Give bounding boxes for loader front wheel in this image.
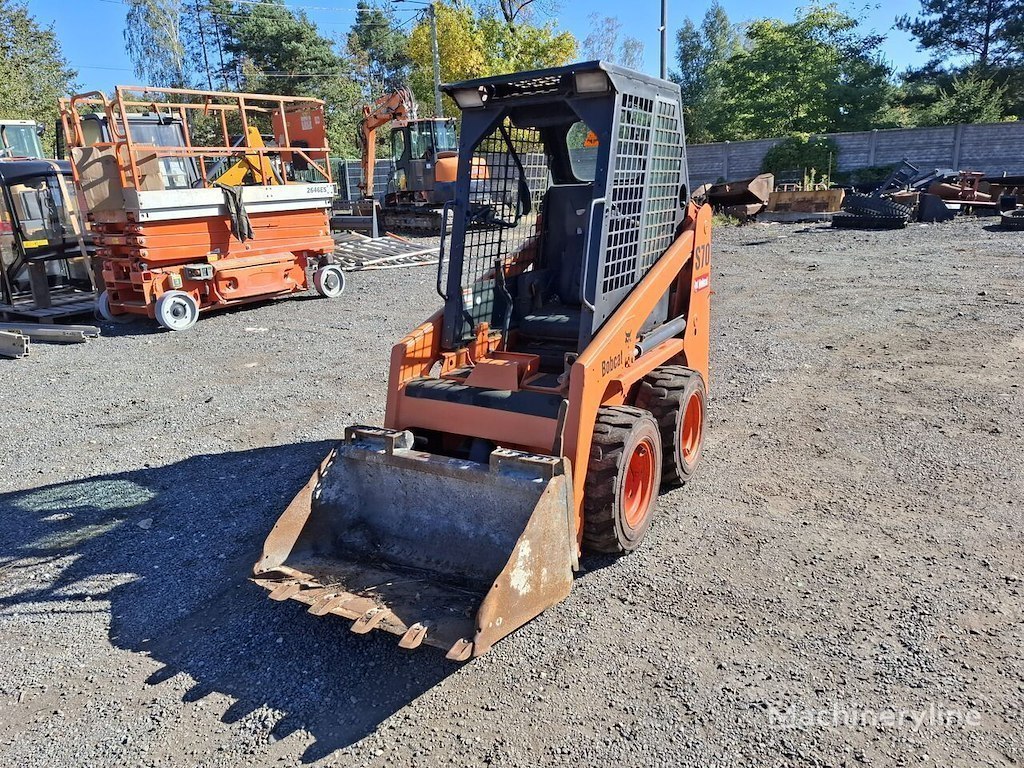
[583,406,662,554]
[637,366,707,487]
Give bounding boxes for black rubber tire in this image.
[842,192,912,219]
[582,406,663,554]
[831,212,908,230]
[636,366,707,487]
[1000,210,1024,230]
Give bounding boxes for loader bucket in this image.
[252,426,577,660]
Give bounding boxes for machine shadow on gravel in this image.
[0,442,456,762]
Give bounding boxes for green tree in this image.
[582,14,644,69]
[760,134,838,177]
[124,0,189,86]
[212,0,361,154]
[921,71,1015,125]
[407,1,576,109]
[716,4,896,140]
[407,2,486,106]
[671,2,743,143]
[478,14,576,72]
[897,0,1023,69]
[0,0,77,154]
[346,1,411,97]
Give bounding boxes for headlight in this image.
[450,87,489,109]
[574,71,610,94]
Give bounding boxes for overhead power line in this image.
[98,0,390,14]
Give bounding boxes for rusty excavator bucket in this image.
[252,427,577,660]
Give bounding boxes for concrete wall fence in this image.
[332,120,1023,200]
[685,121,1024,187]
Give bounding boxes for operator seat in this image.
[515,183,593,352]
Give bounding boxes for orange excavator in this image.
[355,88,463,230]
[254,61,711,659]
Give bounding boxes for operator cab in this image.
[388,118,459,204]
[0,121,45,160]
[0,159,95,317]
[75,113,200,189]
[438,61,690,373]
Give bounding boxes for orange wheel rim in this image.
[681,391,703,463]
[623,437,656,528]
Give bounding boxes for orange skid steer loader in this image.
[253,62,712,660]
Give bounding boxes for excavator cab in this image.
[388,118,459,205]
[0,120,45,160]
[254,62,711,660]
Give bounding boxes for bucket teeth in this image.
[307,593,343,616]
[398,623,428,649]
[445,638,474,661]
[269,582,301,601]
[351,607,388,634]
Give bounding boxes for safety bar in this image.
[579,197,605,312]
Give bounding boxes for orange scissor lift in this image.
[60,87,343,331]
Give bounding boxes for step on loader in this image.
[254,61,712,660]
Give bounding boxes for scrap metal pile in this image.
[332,232,437,271]
[696,161,1024,231]
[834,163,1024,230]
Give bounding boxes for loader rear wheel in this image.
[582,406,662,554]
[637,366,707,487]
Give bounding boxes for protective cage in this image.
[440,60,689,352]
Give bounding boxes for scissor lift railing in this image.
[61,86,344,331]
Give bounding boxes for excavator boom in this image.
[357,88,415,198]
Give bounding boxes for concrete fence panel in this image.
[686,121,1024,187]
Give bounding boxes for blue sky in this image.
[27,0,930,92]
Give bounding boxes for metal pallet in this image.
[333,233,437,271]
[0,290,96,323]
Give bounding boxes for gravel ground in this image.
[0,217,1021,767]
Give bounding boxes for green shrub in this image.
[761,134,839,180]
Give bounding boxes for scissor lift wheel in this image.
[583,406,663,554]
[314,265,346,298]
[155,290,200,331]
[96,291,132,324]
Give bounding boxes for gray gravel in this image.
[0,217,1021,767]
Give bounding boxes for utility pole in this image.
[396,0,443,114]
[429,2,443,117]
[660,0,668,80]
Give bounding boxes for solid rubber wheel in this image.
[96,290,130,323]
[636,366,708,486]
[314,265,346,298]
[155,290,200,331]
[582,406,663,554]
